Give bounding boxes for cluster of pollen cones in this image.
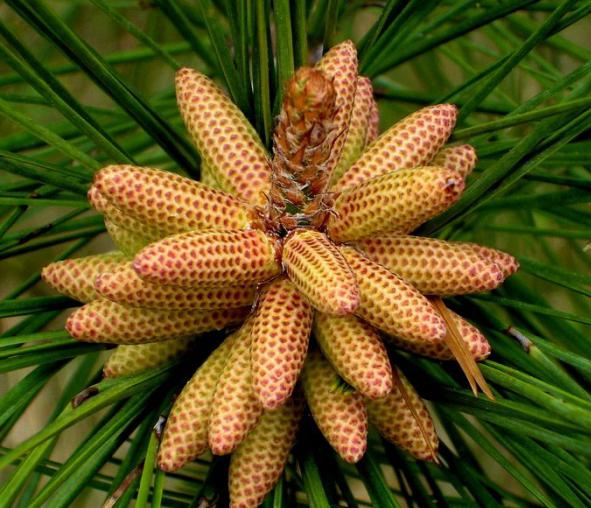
[41,41,518,508]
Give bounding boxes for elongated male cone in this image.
[301,350,367,463]
[88,185,167,240]
[133,229,281,287]
[333,104,457,192]
[282,229,359,315]
[42,252,127,303]
[465,243,519,277]
[104,337,196,378]
[251,277,313,409]
[94,165,253,234]
[176,68,271,205]
[430,144,477,178]
[89,186,164,255]
[96,264,256,310]
[209,319,264,455]
[386,309,491,361]
[66,300,248,344]
[367,368,439,461]
[315,40,358,183]
[341,247,446,343]
[229,392,304,508]
[356,235,507,295]
[330,76,375,186]
[158,334,238,471]
[328,166,464,242]
[314,313,393,399]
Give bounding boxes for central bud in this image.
[267,67,339,234]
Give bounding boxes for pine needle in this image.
[431,297,494,400]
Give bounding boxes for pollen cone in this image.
[229,392,304,508]
[95,264,257,310]
[176,68,271,206]
[282,230,359,315]
[208,319,264,455]
[104,337,196,378]
[355,235,508,295]
[430,144,477,178]
[330,76,375,186]
[386,309,491,361]
[41,252,127,303]
[314,313,393,399]
[66,300,248,344]
[333,104,457,192]
[158,334,238,471]
[133,229,281,287]
[340,247,446,343]
[251,277,313,409]
[327,166,464,242]
[301,350,367,463]
[93,164,253,234]
[315,39,359,183]
[367,367,439,461]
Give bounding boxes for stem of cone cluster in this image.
[431,297,494,400]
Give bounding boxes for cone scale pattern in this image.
[208,319,264,455]
[333,104,457,192]
[314,313,393,399]
[327,166,465,242]
[251,277,313,409]
[229,393,304,508]
[176,68,271,205]
[95,264,257,310]
[41,40,519,507]
[301,350,368,463]
[367,367,439,461]
[104,337,196,378]
[356,235,513,295]
[42,252,127,303]
[282,229,359,315]
[158,334,238,471]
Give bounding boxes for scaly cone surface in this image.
[282,229,359,315]
[327,166,465,242]
[176,67,271,206]
[133,229,281,287]
[229,392,304,508]
[66,300,248,344]
[367,367,439,461]
[301,350,368,463]
[208,318,264,455]
[315,39,358,186]
[41,40,520,508]
[158,334,238,471]
[332,104,457,192]
[330,76,375,186]
[340,246,446,343]
[251,277,313,409]
[430,144,477,178]
[42,252,127,303]
[355,235,514,295]
[384,308,491,361]
[103,337,196,378]
[314,313,393,399]
[269,67,338,231]
[95,264,257,310]
[93,165,254,234]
